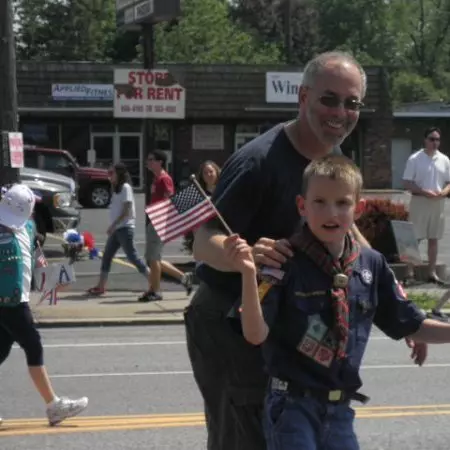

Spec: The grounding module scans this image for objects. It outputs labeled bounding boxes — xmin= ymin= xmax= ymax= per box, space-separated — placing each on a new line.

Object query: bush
xmin=356 ymin=198 xmax=409 ymax=261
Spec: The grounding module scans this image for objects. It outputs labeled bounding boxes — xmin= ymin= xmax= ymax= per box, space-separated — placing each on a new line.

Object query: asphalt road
xmin=43 ymin=194 xmax=193 ymax=293
xmin=3 ymin=325 xmax=450 ymax=449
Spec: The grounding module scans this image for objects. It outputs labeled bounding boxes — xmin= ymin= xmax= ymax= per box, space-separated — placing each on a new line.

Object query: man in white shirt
xmin=403 ymin=126 xmax=450 ymax=285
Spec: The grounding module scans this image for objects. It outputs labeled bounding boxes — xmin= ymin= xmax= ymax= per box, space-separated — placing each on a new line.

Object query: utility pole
xmin=0 ymin=0 xmax=20 ymax=184
xmin=142 ymin=23 xmax=155 ymax=222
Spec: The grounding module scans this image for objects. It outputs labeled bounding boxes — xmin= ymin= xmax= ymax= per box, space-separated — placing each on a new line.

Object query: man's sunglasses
xmin=319 ymin=95 xmax=364 ymax=112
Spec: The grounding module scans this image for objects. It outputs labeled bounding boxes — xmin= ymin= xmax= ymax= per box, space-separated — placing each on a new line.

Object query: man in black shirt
xmin=184 ymin=51 xmax=427 ymax=450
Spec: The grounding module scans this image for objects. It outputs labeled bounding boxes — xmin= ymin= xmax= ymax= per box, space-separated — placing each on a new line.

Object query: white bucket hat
xmin=0 ymin=184 xmax=36 ymax=229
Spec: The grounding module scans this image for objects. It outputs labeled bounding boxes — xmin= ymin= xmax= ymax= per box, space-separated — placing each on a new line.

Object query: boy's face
xmin=296 ymin=175 xmax=365 ymax=245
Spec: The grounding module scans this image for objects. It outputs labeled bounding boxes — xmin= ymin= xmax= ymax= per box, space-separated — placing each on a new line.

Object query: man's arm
xmin=193 ymin=156 xmax=264 ymax=270
xmin=193 ymin=223 xmax=235 ymax=272
xmin=403 ymin=179 xmax=434 ymax=196
xmin=440 ymin=182 xmax=450 ymax=197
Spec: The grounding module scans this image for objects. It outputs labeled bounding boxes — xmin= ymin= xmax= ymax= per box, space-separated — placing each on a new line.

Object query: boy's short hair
xmin=302 ymin=155 xmax=363 ymax=199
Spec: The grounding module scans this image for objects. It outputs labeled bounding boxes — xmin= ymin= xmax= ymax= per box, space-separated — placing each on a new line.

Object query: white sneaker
xmin=46 ymin=396 xmax=89 ymax=426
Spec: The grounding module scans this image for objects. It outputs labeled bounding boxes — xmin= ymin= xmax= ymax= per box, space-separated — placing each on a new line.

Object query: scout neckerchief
xmin=289 ymin=223 xmax=361 ymax=359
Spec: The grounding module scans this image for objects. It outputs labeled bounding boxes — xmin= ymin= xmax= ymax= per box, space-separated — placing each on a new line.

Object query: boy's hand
xmin=405 ymin=338 xmax=427 ymax=366
xmin=224 ymin=234 xmax=256 ymax=274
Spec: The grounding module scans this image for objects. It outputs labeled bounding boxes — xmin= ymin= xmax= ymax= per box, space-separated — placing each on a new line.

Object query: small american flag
xmin=35 ymin=245 xmax=48 ymax=268
xmin=145 ymin=183 xmax=217 ymax=243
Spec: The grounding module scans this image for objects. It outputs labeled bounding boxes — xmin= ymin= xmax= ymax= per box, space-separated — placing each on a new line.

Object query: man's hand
xmin=251 ymin=237 xmax=294 ymax=268
xmin=405 ymin=337 xmax=428 ymax=366
xmin=423 ymin=189 xmax=439 ymax=198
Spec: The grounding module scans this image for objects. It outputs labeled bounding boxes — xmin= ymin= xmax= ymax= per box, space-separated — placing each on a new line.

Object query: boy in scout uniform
xmin=225 ymin=155 xmax=450 ymax=450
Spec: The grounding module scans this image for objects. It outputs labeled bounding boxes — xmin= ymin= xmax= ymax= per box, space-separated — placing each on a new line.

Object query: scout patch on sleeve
xmin=389 ymin=268 xmax=407 ymax=299
xmin=259 ymin=266 xmax=286 ymax=285
xmin=258 ymin=281 xmax=272 ymax=302
xmin=296 ymin=315 xmax=337 ymax=368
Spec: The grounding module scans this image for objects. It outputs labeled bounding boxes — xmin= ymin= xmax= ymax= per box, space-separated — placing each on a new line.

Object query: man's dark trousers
xmin=184 ymin=282 xmax=268 ymax=450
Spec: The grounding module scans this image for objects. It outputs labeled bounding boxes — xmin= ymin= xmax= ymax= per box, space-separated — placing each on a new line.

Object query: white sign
xmin=87 ymin=149 xmax=97 ymax=166
xmin=114 ymin=69 xmax=186 ymax=119
xmin=116 ymin=0 xmax=138 ymax=10
xmin=266 ymin=72 xmax=303 ymax=103
xmin=52 ymin=84 xmax=114 ymax=101
xmin=135 ymin=0 xmax=153 ymax=20
xmin=192 ymin=125 xmax=224 ymax=150
xmin=120 ymin=0 xmax=154 ymax=25
xmin=34 ymin=262 xmax=76 ymax=295
xmin=8 ymin=132 xmax=24 ymax=168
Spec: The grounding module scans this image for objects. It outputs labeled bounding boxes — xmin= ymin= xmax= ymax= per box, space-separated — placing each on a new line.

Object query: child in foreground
xmin=0 ymin=184 xmax=88 ymax=426
xmin=225 ymin=155 xmax=450 ymax=450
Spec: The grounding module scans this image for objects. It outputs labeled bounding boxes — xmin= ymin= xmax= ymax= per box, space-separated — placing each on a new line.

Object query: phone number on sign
xmin=120 ymin=105 xmax=177 ymax=113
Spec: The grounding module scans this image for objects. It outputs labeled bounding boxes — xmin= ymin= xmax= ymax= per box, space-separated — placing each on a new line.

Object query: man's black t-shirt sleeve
xmin=206 ymin=155 xmax=264 ymax=235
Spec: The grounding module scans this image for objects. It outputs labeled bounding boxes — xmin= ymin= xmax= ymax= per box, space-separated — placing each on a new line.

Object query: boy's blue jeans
xmin=263 ymin=388 xmax=359 ymax=450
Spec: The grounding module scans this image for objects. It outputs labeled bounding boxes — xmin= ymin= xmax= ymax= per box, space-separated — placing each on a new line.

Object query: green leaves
xmin=12 ymin=0 xmax=450 ymax=104
xmin=153 ymin=0 xmax=281 ymax=64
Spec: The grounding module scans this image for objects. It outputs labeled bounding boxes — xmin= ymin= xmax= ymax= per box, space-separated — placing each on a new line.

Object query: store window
xmin=61 ymin=122 xmax=90 ymax=164
xmin=21 ymin=122 xmax=59 ymax=148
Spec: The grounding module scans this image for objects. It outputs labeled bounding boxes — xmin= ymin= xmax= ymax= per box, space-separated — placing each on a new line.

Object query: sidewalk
xmin=30 ymin=284 xmax=450 ymax=328
xmin=30 ymin=290 xmax=191 ymax=328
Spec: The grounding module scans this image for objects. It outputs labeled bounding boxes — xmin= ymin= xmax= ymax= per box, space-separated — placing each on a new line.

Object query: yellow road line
xmin=4 ymin=406 xmax=450 ymax=437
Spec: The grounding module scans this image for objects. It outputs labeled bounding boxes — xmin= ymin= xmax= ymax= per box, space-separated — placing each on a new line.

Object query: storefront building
xmin=17 ymin=61 xmax=393 ymax=189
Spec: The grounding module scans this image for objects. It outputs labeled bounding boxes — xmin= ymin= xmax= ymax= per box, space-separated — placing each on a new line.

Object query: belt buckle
xmin=271 ymin=378 xmax=288 ymax=392
xmin=328 ymin=390 xmax=342 ymax=402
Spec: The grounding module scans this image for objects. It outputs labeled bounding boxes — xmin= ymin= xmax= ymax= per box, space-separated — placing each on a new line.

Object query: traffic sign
xmin=116 ymin=0 xmax=180 ymax=30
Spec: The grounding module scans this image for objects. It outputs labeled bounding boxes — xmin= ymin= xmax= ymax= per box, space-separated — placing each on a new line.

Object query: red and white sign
xmin=8 ymin=132 xmax=24 ymax=168
xmin=114 ymin=69 xmax=186 ymax=119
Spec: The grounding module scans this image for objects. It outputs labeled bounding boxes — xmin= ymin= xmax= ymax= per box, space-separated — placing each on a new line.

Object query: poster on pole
xmin=114 ymin=69 xmax=186 ymax=119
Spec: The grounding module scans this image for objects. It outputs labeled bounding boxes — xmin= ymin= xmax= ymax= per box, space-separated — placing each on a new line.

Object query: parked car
xmin=23 ymin=145 xmax=111 ymax=208
xmin=20 ymin=167 xmax=81 ymax=242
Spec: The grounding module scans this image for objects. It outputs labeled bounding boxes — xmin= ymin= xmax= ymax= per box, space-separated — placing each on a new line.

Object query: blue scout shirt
xmin=231 ymin=247 xmax=425 ymax=392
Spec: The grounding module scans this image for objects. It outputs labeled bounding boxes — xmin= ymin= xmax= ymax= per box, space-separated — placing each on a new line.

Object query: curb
xmin=35 ymin=317 xmax=186 ymax=328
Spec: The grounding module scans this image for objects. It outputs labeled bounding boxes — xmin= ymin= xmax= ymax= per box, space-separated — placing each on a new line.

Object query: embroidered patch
xmin=306 ymin=315 xmax=328 ymax=341
xmin=297 ymin=336 xmax=320 ymax=357
xmin=260 ymin=266 xmax=285 ymax=282
xmin=258 ymin=281 xmax=272 ymax=302
xmin=361 ymin=269 xmax=373 ymax=285
xmin=314 ymin=345 xmax=334 ymax=368
xmin=322 ymin=330 xmax=337 ymax=349
xmin=396 ymin=280 xmax=408 ymax=300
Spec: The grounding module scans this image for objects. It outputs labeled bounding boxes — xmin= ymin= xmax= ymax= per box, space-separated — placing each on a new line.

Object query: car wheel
xmin=89 ymin=184 xmax=111 ymax=208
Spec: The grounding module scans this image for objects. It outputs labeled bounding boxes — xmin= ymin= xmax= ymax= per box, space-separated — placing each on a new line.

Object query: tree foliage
xmin=12 ymin=0 xmax=450 ymax=104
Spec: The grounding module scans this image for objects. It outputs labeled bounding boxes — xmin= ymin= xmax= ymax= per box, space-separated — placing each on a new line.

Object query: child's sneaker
xmin=46 ymin=396 xmax=88 ymax=426
xmin=181 ymin=272 xmax=194 ymax=296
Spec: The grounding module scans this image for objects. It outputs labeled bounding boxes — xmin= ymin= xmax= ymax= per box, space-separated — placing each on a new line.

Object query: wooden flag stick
xmin=190 ymin=174 xmax=233 ymax=236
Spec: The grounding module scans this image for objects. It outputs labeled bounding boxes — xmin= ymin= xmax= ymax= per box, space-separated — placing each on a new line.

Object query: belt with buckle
xmin=270 ymin=377 xmax=370 ymax=404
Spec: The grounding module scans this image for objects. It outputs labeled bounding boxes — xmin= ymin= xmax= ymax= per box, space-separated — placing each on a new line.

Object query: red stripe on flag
xmin=146 ymin=199 xmax=216 ymax=243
